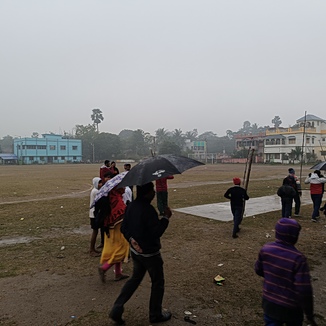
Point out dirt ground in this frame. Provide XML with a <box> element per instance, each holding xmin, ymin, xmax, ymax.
<box><xmin>0</xmin><ymin>164</ymin><xmax>325</xmax><ymax>326</ymax></box>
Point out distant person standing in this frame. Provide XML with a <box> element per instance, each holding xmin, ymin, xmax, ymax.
<box><xmin>224</xmin><ymin>177</ymin><xmax>249</xmax><ymax>238</ymax></box>
<box><xmin>100</xmin><ymin>160</ymin><xmax>110</xmax><ymax>183</ymax></box>
<box><xmin>155</xmin><ymin>176</ymin><xmax>174</xmax><ymax>216</ymax></box>
<box><xmin>109</xmin><ymin>161</ymin><xmax>120</xmax><ymax>175</ymax></box>
<box><xmin>277</xmin><ymin>178</ymin><xmax>296</xmax><ymax>218</ymax></box>
<box><xmin>123</xmin><ymin>163</ymin><xmax>131</xmax><ymax>172</ymax></box>
<box><xmin>305</xmin><ymin>170</ymin><xmax>326</xmax><ymax>222</ymax></box>
<box><xmin>284</xmin><ymin>168</ymin><xmax>302</xmax><ymax>216</ymax></box>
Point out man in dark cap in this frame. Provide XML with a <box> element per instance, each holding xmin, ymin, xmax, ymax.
<box><xmin>109</xmin><ymin>182</ymin><xmax>172</xmax><ymax>325</ymax></box>
<box><xmin>224</xmin><ymin>177</ymin><xmax>249</xmax><ymax>238</ymax></box>
<box><xmin>284</xmin><ymin>168</ymin><xmax>302</xmax><ymax>217</ymax></box>
<box><xmin>255</xmin><ymin>218</ymin><xmax>317</xmax><ymax>326</ymax></box>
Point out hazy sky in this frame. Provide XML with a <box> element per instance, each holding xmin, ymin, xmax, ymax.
<box><xmin>1</xmin><ymin>0</ymin><xmax>326</xmax><ymax>139</ymax></box>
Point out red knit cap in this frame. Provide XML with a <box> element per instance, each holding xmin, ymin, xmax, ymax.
<box><xmin>233</xmin><ymin>177</ymin><xmax>241</xmax><ymax>185</ymax></box>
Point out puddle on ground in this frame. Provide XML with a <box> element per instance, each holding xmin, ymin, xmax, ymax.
<box><xmin>0</xmin><ymin>236</ymin><xmax>37</xmax><ymax>246</ymax></box>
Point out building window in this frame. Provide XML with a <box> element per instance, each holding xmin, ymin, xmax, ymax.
<box><xmin>72</xmin><ymin>146</ymin><xmax>78</xmax><ymax>150</ymax></box>
<box><xmin>312</xmin><ymin>138</ymin><xmax>315</xmax><ymax>144</ymax></box>
<box><xmin>73</xmin><ymin>156</ymin><xmax>77</xmax><ymax>160</ymax></box>
<box><xmin>50</xmin><ymin>145</ymin><xmax>56</xmax><ymax>150</ymax></box>
<box><xmin>40</xmin><ymin>156</ymin><xmax>44</xmax><ymax>160</ymax></box>
<box><xmin>306</xmin><ymin>138</ymin><xmax>310</xmax><ymax>144</ymax></box>
<box><xmin>29</xmin><ymin>156</ymin><xmax>34</xmax><ymax>160</ymax></box>
<box><xmin>27</xmin><ymin>145</ymin><xmax>36</xmax><ymax>149</ymax></box>
<box><xmin>275</xmin><ymin>153</ymin><xmax>280</xmax><ymax>159</ymax></box>
<box><xmin>61</xmin><ymin>156</ymin><xmax>65</xmax><ymax>160</ymax></box>
<box><xmin>323</xmin><ymin>138</ymin><xmax>326</xmax><ymax>142</ymax></box>
<box><xmin>54</xmin><ymin>156</ymin><xmax>57</xmax><ymax>160</ymax></box>
<box><xmin>288</xmin><ymin>138</ymin><xmax>296</xmax><ymax>144</ymax></box>
<box><xmin>60</xmin><ymin>145</ymin><xmax>66</xmax><ymax>150</ymax></box>
<box><xmin>37</xmin><ymin>145</ymin><xmax>46</xmax><ymax>149</ymax></box>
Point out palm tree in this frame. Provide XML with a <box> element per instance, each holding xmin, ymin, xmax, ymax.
<box><xmin>184</xmin><ymin>129</ymin><xmax>198</xmax><ymax>141</ymax></box>
<box><xmin>171</xmin><ymin>128</ymin><xmax>185</xmax><ymax>148</ymax></box>
<box><xmin>91</xmin><ymin>108</ymin><xmax>104</xmax><ymax>133</ymax></box>
<box><xmin>155</xmin><ymin>128</ymin><xmax>170</xmax><ymax>146</ymax></box>
<box><xmin>289</xmin><ymin>146</ymin><xmax>302</xmax><ymax>162</ymax></box>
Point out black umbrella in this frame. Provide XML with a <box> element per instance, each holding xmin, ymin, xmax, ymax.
<box><xmin>118</xmin><ymin>154</ymin><xmax>205</xmax><ymax>187</ymax></box>
<box><xmin>310</xmin><ymin>162</ymin><xmax>326</xmax><ymax>171</ymax></box>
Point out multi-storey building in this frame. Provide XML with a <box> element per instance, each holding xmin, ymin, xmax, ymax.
<box><xmin>13</xmin><ymin>134</ymin><xmax>82</xmax><ymax>164</ymax></box>
<box><xmin>264</xmin><ymin>114</ymin><xmax>326</xmax><ymax>163</ymax></box>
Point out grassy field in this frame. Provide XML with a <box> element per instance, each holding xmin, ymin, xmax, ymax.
<box><xmin>0</xmin><ymin>163</ymin><xmax>325</xmax><ymax>326</ymax></box>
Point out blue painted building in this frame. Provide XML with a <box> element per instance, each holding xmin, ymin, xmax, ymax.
<box><xmin>13</xmin><ymin>134</ymin><xmax>82</xmax><ymax>164</ymax></box>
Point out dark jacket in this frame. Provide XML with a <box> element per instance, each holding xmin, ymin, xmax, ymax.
<box><xmin>224</xmin><ymin>186</ymin><xmax>249</xmax><ymax>207</ymax></box>
<box><xmin>121</xmin><ymin>197</ymin><xmax>169</xmax><ymax>254</ymax></box>
<box><xmin>277</xmin><ymin>185</ymin><xmax>296</xmax><ymax>199</ymax></box>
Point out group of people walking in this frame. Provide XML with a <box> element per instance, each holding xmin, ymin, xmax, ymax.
<box><xmin>277</xmin><ymin>167</ymin><xmax>326</xmax><ymax>222</ymax></box>
<box><xmin>88</xmin><ymin>161</ymin><xmax>320</xmax><ymax>326</ymax></box>
<box><xmin>222</xmin><ymin>169</ymin><xmax>320</xmax><ymax>325</ymax></box>
<box><xmin>88</xmin><ymin>160</ymin><xmax>173</xmax><ymax>325</ymax></box>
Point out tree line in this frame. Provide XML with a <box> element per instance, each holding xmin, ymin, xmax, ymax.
<box><xmin>0</xmin><ymin>109</ymin><xmax>286</xmax><ymax>162</ymax></box>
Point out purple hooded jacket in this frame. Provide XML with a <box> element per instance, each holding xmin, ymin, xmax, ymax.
<box><xmin>255</xmin><ymin>218</ymin><xmax>314</xmax><ymax>321</ymax></box>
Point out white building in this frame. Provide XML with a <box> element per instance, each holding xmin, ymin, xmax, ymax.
<box><xmin>264</xmin><ymin>114</ymin><xmax>326</xmax><ymax>163</ymax></box>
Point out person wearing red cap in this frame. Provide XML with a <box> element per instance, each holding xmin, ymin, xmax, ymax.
<box><xmin>224</xmin><ymin>177</ymin><xmax>249</xmax><ymax>238</ymax></box>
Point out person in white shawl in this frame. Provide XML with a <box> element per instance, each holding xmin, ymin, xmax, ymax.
<box><xmin>89</xmin><ymin>177</ymin><xmax>103</xmax><ymax>256</ymax></box>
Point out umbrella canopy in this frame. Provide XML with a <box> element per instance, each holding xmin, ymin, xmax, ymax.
<box><xmin>90</xmin><ymin>171</ymin><xmax>128</xmax><ymax>208</ymax></box>
<box><xmin>118</xmin><ymin>154</ymin><xmax>204</xmax><ymax>187</ymax></box>
<box><xmin>310</xmin><ymin>162</ymin><xmax>326</xmax><ymax>171</ymax></box>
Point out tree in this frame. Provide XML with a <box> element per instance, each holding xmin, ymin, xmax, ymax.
<box><xmin>272</xmin><ymin>116</ymin><xmax>282</xmax><ymax>128</ymax></box>
<box><xmin>288</xmin><ymin>146</ymin><xmax>302</xmax><ymax>162</ymax></box>
<box><xmin>155</xmin><ymin>128</ymin><xmax>170</xmax><ymax>147</ymax></box>
<box><xmin>306</xmin><ymin>152</ymin><xmax>318</xmax><ymax>163</ymax></box>
<box><xmin>171</xmin><ymin>129</ymin><xmax>185</xmax><ymax>148</ymax></box>
<box><xmin>0</xmin><ymin>135</ymin><xmax>14</xmax><ymax>153</ymax></box>
<box><xmin>184</xmin><ymin>129</ymin><xmax>198</xmax><ymax>141</ymax></box>
<box><xmin>242</xmin><ymin>121</ymin><xmax>251</xmax><ymax>133</ymax></box>
<box><xmin>226</xmin><ymin>130</ymin><xmax>234</xmax><ymax>139</ymax></box>
<box><xmin>31</xmin><ymin>132</ymin><xmax>39</xmax><ymax>138</ymax></box>
<box><xmin>75</xmin><ymin>124</ymin><xmax>97</xmax><ymax>161</ymax></box>
<box><xmin>95</xmin><ymin>132</ymin><xmax>121</xmax><ymax>161</ymax></box>
<box><xmin>159</xmin><ymin>140</ymin><xmax>181</xmax><ymax>155</ymax></box>
<box><xmin>91</xmin><ymin>108</ymin><xmax>104</xmax><ymax>133</ymax></box>
<box><xmin>197</xmin><ymin>131</ymin><xmax>217</xmax><ymax>140</ymax></box>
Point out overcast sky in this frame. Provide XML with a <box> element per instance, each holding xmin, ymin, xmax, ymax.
<box><xmin>1</xmin><ymin>0</ymin><xmax>326</xmax><ymax>139</ymax></box>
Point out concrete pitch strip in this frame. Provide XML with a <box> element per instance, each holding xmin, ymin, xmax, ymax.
<box><xmin>174</xmin><ymin>190</ymin><xmax>313</xmax><ymax>222</ymax></box>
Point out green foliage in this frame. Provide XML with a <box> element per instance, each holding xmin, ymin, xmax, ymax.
<box><xmin>159</xmin><ymin>140</ymin><xmax>181</xmax><ymax>155</ymax></box>
<box><xmin>0</xmin><ymin>135</ymin><xmax>14</xmax><ymax>153</ymax></box>
<box><xmin>94</xmin><ymin>132</ymin><xmax>121</xmax><ymax>161</ymax></box>
<box><xmin>288</xmin><ymin>146</ymin><xmax>302</xmax><ymax>161</ymax></box>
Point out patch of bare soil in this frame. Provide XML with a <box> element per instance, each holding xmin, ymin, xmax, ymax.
<box><xmin>1</xmin><ymin>212</ymin><xmax>325</xmax><ymax>326</ymax></box>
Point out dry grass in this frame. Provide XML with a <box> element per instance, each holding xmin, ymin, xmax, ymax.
<box><xmin>0</xmin><ymin>163</ymin><xmax>325</xmax><ymax>326</ymax></box>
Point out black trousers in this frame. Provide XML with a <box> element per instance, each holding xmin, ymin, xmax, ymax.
<box><xmin>293</xmin><ymin>194</ymin><xmax>301</xmax><ymax>215</ymax></box>
<box><xmin>112</xmin><ymin>251</ymin><xmax>165</xmax><ymax>319</ymax></box>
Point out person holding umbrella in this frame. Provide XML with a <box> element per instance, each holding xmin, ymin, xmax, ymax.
<box><xmin>109</xmin><ymin>182</ymin><xmax>172</xmax><ymax>325</ymax></box>
<box><xmin>95</xmin><ymin>171</ymin><xmax>130</xmax><ymax>283</ymax></box>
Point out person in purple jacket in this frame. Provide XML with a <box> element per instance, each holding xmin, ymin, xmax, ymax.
<box><xmin>255</xmin><ymin>218</ymin><xmax>317</xmax><ymax>326</ymax></box>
